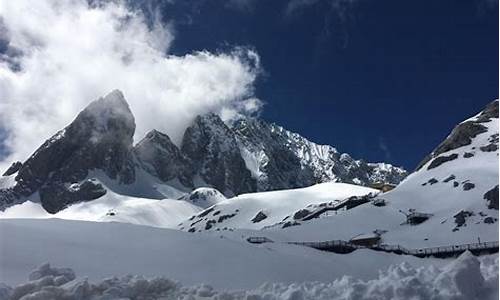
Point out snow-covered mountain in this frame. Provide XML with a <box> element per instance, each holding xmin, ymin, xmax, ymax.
<box><xmin>201</xmin><ymin>99</ymin><xmax>497</xmax><ymax>248</ymax></box>
<box><xmin>233</xmin><ymin>118</ymin><xmax>407</xmax><ymax>190</ymax></box>
<box><xmin>0</xmin><ymin>90</ymin><xmax>406</xmax><ymax>214</ymax></box>
<box><xmin>0</xmin><ymin>95</ymin><xmax>497</xmax><ymax>300</ymax></box>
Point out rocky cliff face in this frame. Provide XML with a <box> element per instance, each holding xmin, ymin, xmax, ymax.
<box><xmin>232</xmin><ymin>118</ymin><xmax>408</xmax><ymax>191</ymax></box>
<box><xmin>416</xmin><ymin>100</ymin><xmax>499</xmax><ymax>171</ymax></box>
<box><xmin>134</xmin><ymin>129</ymin><xmax>193</xmax><ymax>188</ymax></box>
<box><xmin>181</xmin><ymin>114</ymin><xmax>257</xmax><ymax>196</ymax></box>
<box><xmin>1</xmin><ymin>90</ymin><xmax>136</xmax><ymax>212</ymax></box>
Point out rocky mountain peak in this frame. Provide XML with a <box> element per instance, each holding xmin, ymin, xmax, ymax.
<box><xmin>2</xmin><ymin>90</ymin><xmax>136</xmax><ymax>213</ymax></box>
<box><xmin>72</xmin><ymin>89</ymin><xmax>135</xmax><ymax>145</ymax></box>
<box><xmin>181</xmin><ymin>113</ymin><xmax>256</xmax><ymax>196</ymax></box>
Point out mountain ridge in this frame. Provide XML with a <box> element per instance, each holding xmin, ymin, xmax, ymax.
<box><xmin>0</xmin><ymin>90</ymin><xmax>407</xmax><ymax>213</ymax></box>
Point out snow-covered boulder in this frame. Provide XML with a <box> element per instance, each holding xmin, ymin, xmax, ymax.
<box><xmin>180</xmin><ymin>187</ymin><xmax>226</xmax><ymax>209</ymax></box>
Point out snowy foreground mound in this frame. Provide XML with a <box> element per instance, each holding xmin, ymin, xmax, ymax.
<box><xmin>1</xmin><ymin>252</ymin><xmax>497</xmax><ymax>300</ymax></box>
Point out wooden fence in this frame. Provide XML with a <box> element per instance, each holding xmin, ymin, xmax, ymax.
<box><xmin>247</xmin><ymin>236</ymin><xmax>499</xmax><ymax>258</ymax></box>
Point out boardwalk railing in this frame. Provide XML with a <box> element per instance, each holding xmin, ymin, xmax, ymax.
<box><xmin>247</xmin><ymin>236</ymin><xmax>499</xmax><ymax>258</ymax></box>
<box><xmin>301</xmin><ymin>196</ymin><xmax>371</xmax><ymax>221</ymax></box>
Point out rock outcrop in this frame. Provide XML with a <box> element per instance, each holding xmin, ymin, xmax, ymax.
<box><xmin>1</xmin><ymin>90</ymin><xmax>136</xmax><ymax>212</ymax></box>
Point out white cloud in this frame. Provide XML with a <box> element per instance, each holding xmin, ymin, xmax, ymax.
<box><xmin>0</xmin><ymin>0</ymin><xmax>262</xmax><ymax>168</ymax></box>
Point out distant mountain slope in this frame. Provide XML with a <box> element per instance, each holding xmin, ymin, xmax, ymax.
<box><xmin>232</xmin><ymin>118</ymin><xmax>407</xmax><ymax>190</ymax></box>
<box><xmin>178</xmin><ymin>182</ymin><xmax>377</xmax><ymax>232</ymax></box>
<box><xmin>0</xmin><ymin>90</ymin><xmax>406</xmax><ymax>214</ymax></box>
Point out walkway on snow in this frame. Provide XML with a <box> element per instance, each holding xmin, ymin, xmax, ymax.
<box><xmin>247</xmin><ymin>237</ymin><xmax>499</xmax><ymax>258</ymax></box>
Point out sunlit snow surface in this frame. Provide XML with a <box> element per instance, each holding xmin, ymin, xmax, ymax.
<box><xmin>259</xmin><ymin>113</ymin><xmax>499</xmax><ymax>248</ymax></box>
<box><xmin>0</xmin><ymin>219</ymin><xmax>497</xmax><ymax>299</ymax></box>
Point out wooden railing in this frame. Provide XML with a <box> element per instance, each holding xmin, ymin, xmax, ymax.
<box><xmin>301</xmin><ymin>196</ymin><xmax>371</xmax><ymax>221</ymax></box>
<box><xmin>247</xmin><ymin>236</ymin><xmax>499</xmax><ymax>258</ymax></box>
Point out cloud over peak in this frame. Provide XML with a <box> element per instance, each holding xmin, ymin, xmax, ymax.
<box><xmin>0</xmin><ymin>0</ymin><xmax>262</xmax><ymax>168</ymax></box>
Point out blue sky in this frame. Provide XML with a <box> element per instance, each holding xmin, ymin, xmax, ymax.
<box><xmin>0</xmin><ymin>0</ymin><xmax>497</xmax><ymax>171</ymax></box>
<box><xmin>155</xmin><ymin>0</ymin><xmax>498</xmax><ymax>169</ymax></box>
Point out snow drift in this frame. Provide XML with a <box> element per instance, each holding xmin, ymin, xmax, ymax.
<box><xmin>0</xmin><ymin>251</ymin><xmax>497</xmax><ymax>300</ymax></box>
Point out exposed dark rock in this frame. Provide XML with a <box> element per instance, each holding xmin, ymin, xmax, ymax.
<box><xmin>134</xmin><ymin>130</ymin><xmax>193</xmax><ymax>187</ymax></box>
<box><xmin>372</xmin><ymin>198</ymin><xmax>386</xmax><ymax>207</ymax></box>
<box><xmin>40</xmin><ymin>179</ymin><xmax>107</xmax><ymax>213</ymax></box>
<box><xmin>251</xmin><ymin>211</ymin><xmax>268</xmax><ymax>223</ymax></box>
<box><xmin>232</xmin><ymin>118</ymin><xmax>407</xmax><ymax>191</ymax></box>
<box><xmin>427</xmin><ymin>154</ymin><xmax>459</xmax><ymax>170</ymax></box>
<box><xmin>181</xmin><ymin>114</ymin><xmax>256</xmax><ymax>197</ymax></box>
<box><xmin>453</xmin><ymin>181</ymin><xmax>459</xmax><ymax>188</ymax></box>
<box><xmin>415</xmin><ymin>101</ymin><xmax>494</xmax><ymax>171</ymax></box>
<box><xmin>190</xmin><ymin>219</ymin><xmax>203</xmax><ymax>227</ymax></box>
<box><xmin>0</xmin><ymin>188</ymin><xmax>20</xmax><ymax>209</ymax></box>
<box><xmin>2</xmin><ymin>161</ymin><xmax>22</xmax><ymax>176</ymax></box>
<box><xmin>8</xmin><ymin>90</ymin><xmax>135</xmax><ymax>213</ymax></box>
<box><xmin>218</xmin><ymin>213</ymin><xmax>237</xmax><ymax>223</ymax></box>
<box><xmin>293</xmin><ymin>209</ymin><xmax>311</xmax><ymax>220</ymax></box>
<box><xmin>476</xmin><ymin>100</ymin><xmax>499</xmax><ymax>122</ymax></box>
<box><xmin>480</xmin><ymin>143</ymin><xmax>498</xmax><ymax>152</ymax></box>
<box><xmin>443</xmin><ymin>175</ymin><xmax>456</xmax><ymax>183</ymax></box>
<box><xmin>463</xmin><ymin>152</ymin><xmax>474</xmax><ymax>158</ymax></box>
<box><xmin>188</xmin><ymin>228</ymin><xmax>196</xmax><ymax>233</ymax></box>
<box><xmin>213</xmin><ymin>210</ymin><xmax>221</xmax><ymax>216</ymax></box>
<box><xmin>282</xmin><ymin>221</ymin><xmax>301</xmax><ymax>228</ymax></box>
<box><xmin>205</xmin><ymin>220</ymin><xmax>216</xmax><ymax>230</ymax></box>
<box><xmin>484</xmin><ymin>217</ymin><xmax>495</xmax><ymax>224</ymax></box>
<box><xmin>484</xmin><ymin>185</ymin><xmax>499</xmax><ymax>210</ymax></box>
<box><xmin>197</xmin><ymin>207</ymin><xmax>214</xmax><ymax>218</ymax></box>
<box><xmin>453</xmin><ymin>210</ymin><xmax>473</xmax><ymax>227</ymax></box>
<box><xmin>180</xmin><ymin>188</ymin><xmax>226</xmax><ymax>209</ymax></box>
<box><xmin>462</xmin><ymin>182</ymin><xmax>475</xmax><ymax>191</ymax></box>
<box><xmin>428</xmin><ymin>178</ymin><xmax>438</xmax><ymax>185</ymax></box>
<box><xmin>488</xmin><ymin>133</ymin><xmax>499</xmax><ymax>144</ymax></box>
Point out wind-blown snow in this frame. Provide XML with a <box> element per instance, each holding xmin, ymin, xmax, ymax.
<box><xmin>1</xmin><ymin>251</ymin><xmax>497</xmax><ymax>300</ymax></box>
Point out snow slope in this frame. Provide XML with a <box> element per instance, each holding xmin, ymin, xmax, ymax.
<box><xmin>0</xmin><ymin>193</ymin><xmax>201</xmax><ymax>229</ymax></box>
<box><xmin>258</xmin><ymin>102</ymin><xmax>499</xmax><ymax>248</ymax></box>
<box><xmin>0</xmin><ymin>218</ymin><xmax>453</xmax><ymax>290</ymax></box>
<box><xmin>179</xmin><ymin>182</ymin><xmax>377</xmax><ymax>232</ymax></box>
<box><xmin>2</xmin><ymin>251</ymin><xmax>498</xmax><ymax>300</ymax></box>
